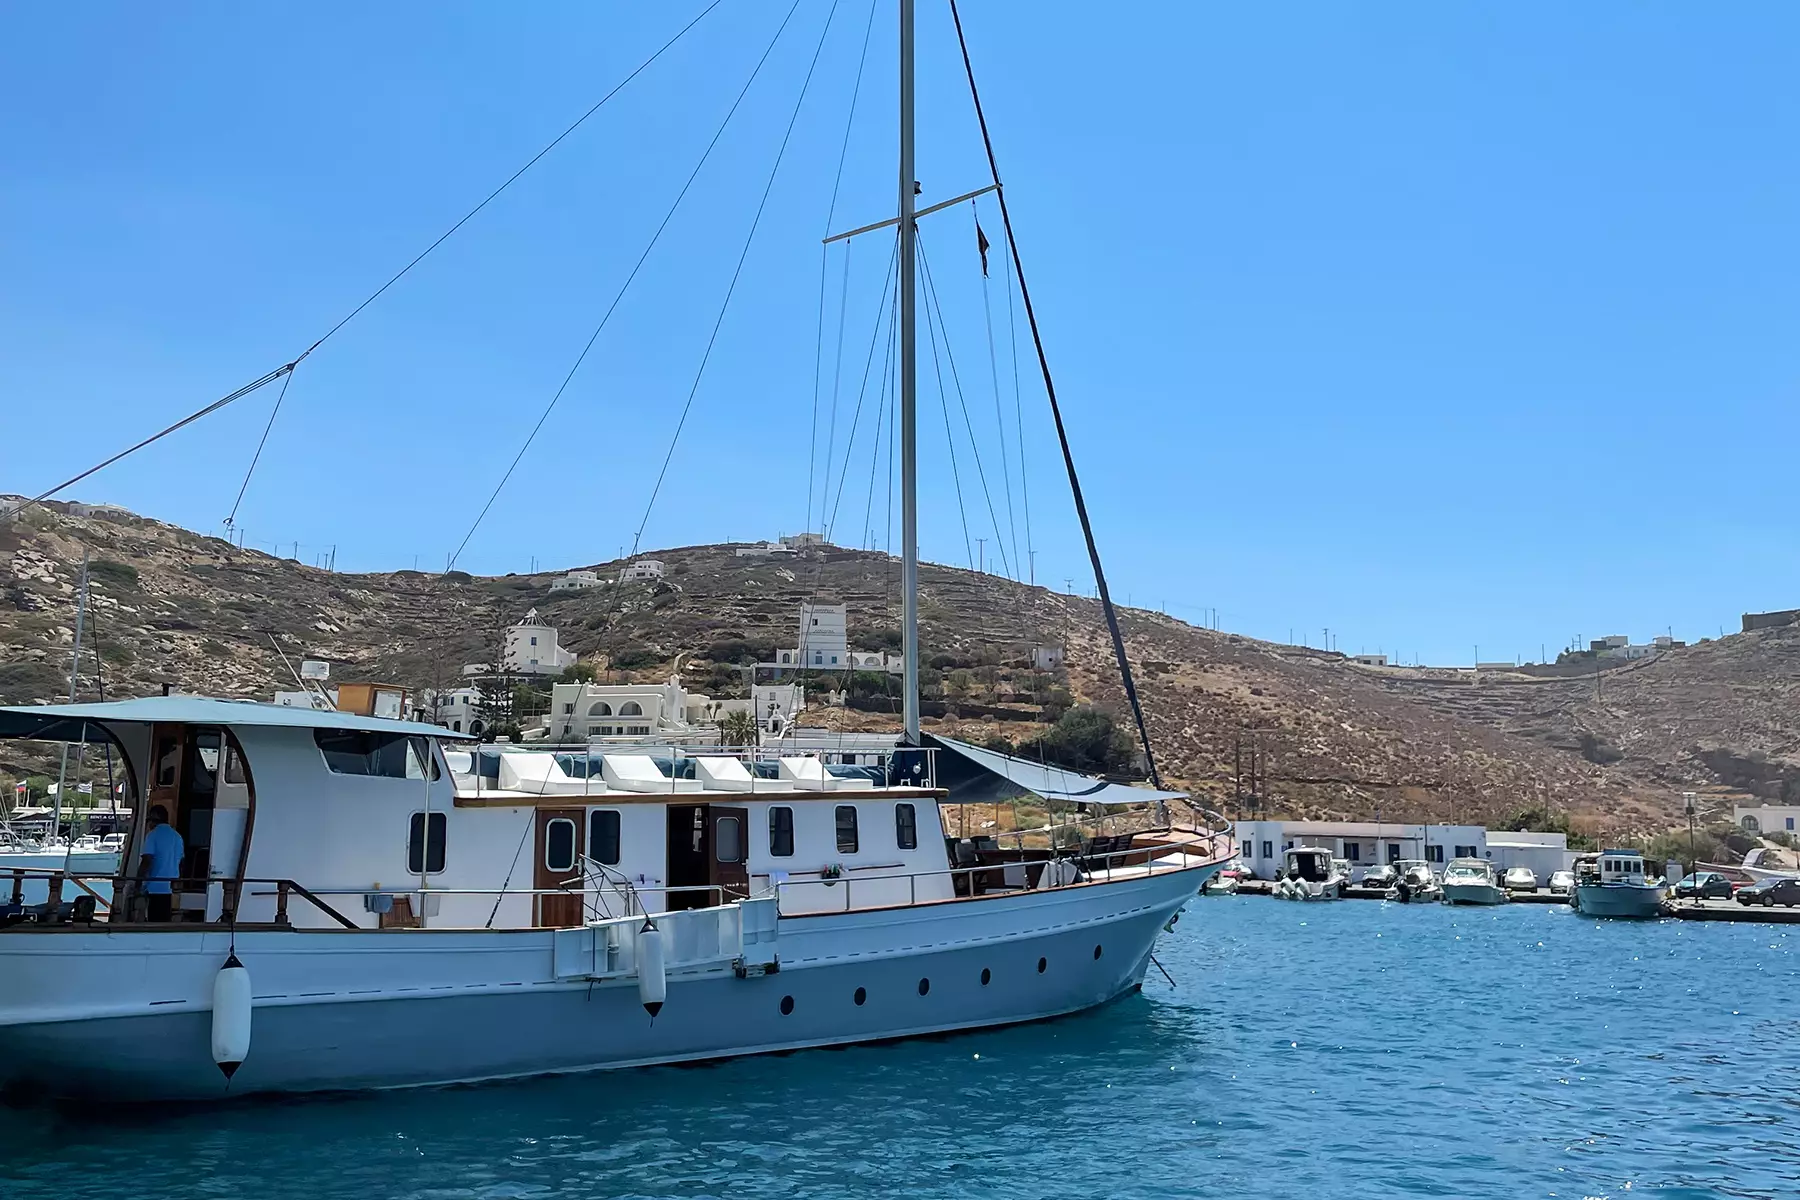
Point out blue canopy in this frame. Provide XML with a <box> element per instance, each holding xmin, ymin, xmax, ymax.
<box><xmin>0</xmin><ymin>696</ymin><xmax>473</xmax><ymax>743</ymax></box>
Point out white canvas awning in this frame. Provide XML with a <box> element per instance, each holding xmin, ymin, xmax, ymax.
<box><xmin>925</xmin><ymin>734</ymin><xmax>1186</xmax><ymax>807</ymax></box>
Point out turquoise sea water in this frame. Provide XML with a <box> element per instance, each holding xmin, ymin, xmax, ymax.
<box><xmin>4</xmin><ymin>898</ymin><xmax>1798</xmax><ymax>1199</ymax></box>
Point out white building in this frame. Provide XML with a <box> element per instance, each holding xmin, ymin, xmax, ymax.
<box><xmin>773</xmin><ymin>602</ymin><xmax>850</xmax><ymax>670</ymax></box>
<box><xmin>1031</xmin><ymin>645</ymin><xmax>1066</xmax><ymax>671</ymax></box>
<box><xmin>67</xmin><ymin>501</ymin><xmax>132</xmax><ymax>520</ymax></box>
<box><xmin>780</xmin><ymin>533</ymin><xmax>829</xmax><ymax>550</ymax></box>
<box><xmin>1233</xmin><ymin>819</ymin><xmax>1490</xmax><ymax>881</ymax></box>
<box><xmin>1485</xmin><ymin>830</ymin><xmax>1575</xmax><ymax>878</ymax></box>
<box><xmin>427</xmin><ymin>687</ymin><xmax>484</xmax><ymax>734</ymax></box>
<box><xmin>1350</xmin><ymin>653</ymin><xmax>1389</xmax><ymax>667</ymax></box>
<box><xmin>274</xmin><ymin>688</ymin><xmax>338</xmax><ymax>710</ymax></box>
<box><xmin>618</xmin><ymin>560</ymin><xmax>666</xmax><ymax>583</ymax></box>
<box><xmin>1735</xmin><ymin>804</ymin><xmax>1800</xmax><ymax>837</ymax></box>
<box><xmin>546</xmin><ymin>676</ymin><xmax>749</xmax><ymax>742</ymax></box>
<box><xmin>505</xmin><ymin>609</ymin><xmax>577</xmax><ymax>676</ymax></box>
<box><xmin>549</xmin><ymin>570</ymin><xmax>602</xmax><ymax>591</ymax></box>
<box><xmin>734</xmin><ymin>542</ymin><xmax>798</xmax><ymax>559</ymax></box>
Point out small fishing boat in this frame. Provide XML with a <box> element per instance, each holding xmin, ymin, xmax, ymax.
<box><xmin>1440</xmin><ymin>858</ymin><xmax>1507</xmax><ymax>906</ymax></box>
<box><xmin>1569</xmin><ymin>850</ymin><xmax>1667</xmax><ymax>919</ymax></box>
<box><xmin>1271</xmin><ymin>847</ymin><xmax>1346</xmax><ymax>900</ymax></box>
<box><xmin>1201</xmin><ymin>863</ymin><xmax>1246</xmax><ymax>895</ymax></box>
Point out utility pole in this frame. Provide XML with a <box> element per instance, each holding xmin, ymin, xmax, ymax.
<box><xmin>975</xmin><ymin>538</ymin><xmax>985</xmax><ymax>575</ymax></box>
<box><xmin>1683</xmin><ymin>792</ymin><xmax>1697</xmax><ymax>876</ymax></box>
<box><xmin>1028</xmin><ymin>549</ymin><xmax>1036</xmax><ymax>586</ymax></box>
<box><xmin>1064</xmin><ymin>577</ymin><xmax>1074</xmax><ymax>595</ymax></box>
<box><xmin>1323</xmin><ymin>628</ymin><xmax>1330</xmax><ymax>653</ymax></box>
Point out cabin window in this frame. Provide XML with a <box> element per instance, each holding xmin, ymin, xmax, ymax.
<box><xmin>407</xmin><ymin>812</ymin><xmax>446</xmax><ymax>874</ymax></box>
<box><xmin>895</xmin><ymin>803</ymin><xmax>918</xmax><ymax>850</ymax></box>
<box><xmin>315</xmin><ymin>730</ymin><xmax>438</xmax><ymax>780</ymax></box>
<box><xmin>769</xmin><ymin>806</ymin><xmax>795</xmax><ymax>856</ymax></box>
<box><xmin>223</xmin><ymin>745</ymin><xmax>247</xmax><ymax>785</ymax></box>
<box><xmin>590</xmin><ymin>810</ymin><xmax>621</xmax><ymax>865</ymax></box>
<box><xmin>716</xmin><ymin>816</ymin><xmax>743</xmax><ymax>864</ymax></box>
<box><xmin>544</xmin><ymin>818</ymin><xmax>577</xmax><ymax>873</ymax></box>
<box><xmin>835</xmin><ymin>805</ymin><xmax>860</xmax><ymax>854</ymax></box>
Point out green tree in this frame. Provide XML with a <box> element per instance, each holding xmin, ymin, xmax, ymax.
<box><xmin>719</xmin><ymin>710</ymin><xmax>759</xmax><ymax>747</ymax></box>
<box><xmin>1016</xmin><ymin>706</ymin><xmax>1137</xmax><ymax>776</ymax></box>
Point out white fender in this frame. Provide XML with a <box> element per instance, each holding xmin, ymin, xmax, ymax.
<box><xmin>636</xmin><ymin>923</ymin><xmax>666</xmax><ymax>1018</ymax></box>
<box><xmin>211</xmin><ymin>953</ymin><xmax>252</xmax><ymax>1080</ymax></box>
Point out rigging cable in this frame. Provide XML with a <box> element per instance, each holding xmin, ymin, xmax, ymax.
<box><xmin>2</xmin><ymin>1</ymin><xmax>724</xmax><ymax>529</ymax></box>
<box><xmin>805</xmin><ymin>0</ymin><xmax>880</xmax><ymax>544</ymax></box>
<box><xmin>947</xmin><ymin>0</ymin><xmax>1163</xmax><ymax>789</ymax></box>
<box><xmin>916</xmin><ymin>229</ymin><xmax>1013</xmax><ymax>579</ymax></box>
<box><xmin>450</xmin><ymin>0</ymin><xmax>809</xmax><ymax>570</ymax></box>
<box><xmin>632</xmin><ymin>0</ymin><xmax>846</xmax><ymax>557</ymax></box>
<box><xmin>975</xmin><ymin>196</ymin><xmax>1021</xmax><ymax>580</ymax></box>
<box><xmin>822</xmin><ymin>237</ymin><xmax>900</xmax><ymax>540</ymax></box>
<box><xmin>223</xmin><ymin>365</ymin><xmax>296</xmax><ymax>532</ymax></box>
<box><xmin>917</xmin><ymin>241</ymin><xmax>975</xmax><ymax>571</ymax></box>
<box><xmin>1003</xmin><ymin>187</ymin><xmax>1033</xmax><ymax>581</ymax></box>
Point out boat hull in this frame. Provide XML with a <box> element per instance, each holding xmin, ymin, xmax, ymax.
<box><xmin>0</xmin><ymin>866</ymin><xmax>1207</xmax><ymax>1101</ymax></box>
<box><xmin>1442</xmin><ymin>882</ymin><xmax>1507</xmax><ymax>906</ymax></box>
<box><xmin>1571</xmin><ymin>882</ymin><xmax>1665</xmax><ymax>919</ymax></box>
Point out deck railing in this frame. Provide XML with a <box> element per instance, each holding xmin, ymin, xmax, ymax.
<box><xmin>0</xmin><ymin>830</ymin><xmax>1230</xmax><ymax>931</ymax></box>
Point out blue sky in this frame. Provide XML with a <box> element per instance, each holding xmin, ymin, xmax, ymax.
<box><xmin>3</xmin><ymin>2</ymin><xmax>1796</xmax><ymax>666</ymax></box>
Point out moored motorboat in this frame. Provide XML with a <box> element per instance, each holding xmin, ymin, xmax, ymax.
<box><xmin>1569</xmin><ymin>850</ymin><xmax>1667</xmax><ymax>919</ymax></box>
<box><xmin>1392</xmin><ymin>859</ymin><xmax>1441</xmax><ymax>902</ymax></box>
<box><xmin>1271</xmin><ymin>847</ymin><xmax>1346</xmax><ymax>900</ymax></box>
<box><xmin>1440</xmin><ymin>858</ymin><xmax>1507</xmax><ymax>906</ymax></box>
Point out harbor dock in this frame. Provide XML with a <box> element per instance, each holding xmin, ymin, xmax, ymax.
<box><xmin>1226</xmin><ymin>883</ymin><xmax>1800</xmax><ymax>924</ymax></box>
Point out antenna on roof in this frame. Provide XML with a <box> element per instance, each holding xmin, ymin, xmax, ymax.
<box><xmin>266</xmin><ymin>633</ymin><xmax>333</xmax><ymax>711</ymax></box>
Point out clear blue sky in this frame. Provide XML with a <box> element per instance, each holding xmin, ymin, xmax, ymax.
<box><xmin>4</xmin><ymin>2</ymin><xmax>1796</xmax><ymax>666</ymax></box>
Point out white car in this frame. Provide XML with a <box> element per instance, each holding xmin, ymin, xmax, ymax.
<box><xmin>1547</xmin><ymin>869</ymin><xmax>1575</xmax><ymax>896</ymax></box>
<box><xmin>1502</xmin><ymin>866</ymin><xmax>1538</xmax><ymax>892</ymax></box>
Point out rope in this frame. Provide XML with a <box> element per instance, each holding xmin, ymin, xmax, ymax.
<box><xmin>2</xmin><ymin>363</ymin><xmax>294</xmax><ymax>526</ymax></box>
<box><xmin>449</xmin><ymin>0</ymin><xmax>808</xmax><ymax>571</ymax></box>
<box><xmin>223</xmin><ymin>364</ymin><xmax>296</xmax><ymax>532</ymax></box>
<box><xmin>919</xmin><ymin>241</ymin><xmax>975</xmax><ymax>571</ymax></box>
<box><xmin>822</xmin><ymin>237</ymin><xmax>900</xmax><ymax>540</ymax></box>
<box><xmin>916</xmin><ymin>230</ymin><xmax>1012</xmax><ymax>579</ymax></box>
<box><xmin>975</xmin><ymin>196</ymin><xmax>1021</xmax><ymax>580</ymax></box>
<box><xmin>1004</xmin><ymin>197</ymin><xmax>1032</xmax><ymax>580</ymax></box>
<box><xmin>947</xmin><ymin>0</ymin><xmax>1163</xmax><ymax>789</ymax></box>
<box><xmin>6</xmin><ymin>3</ymin><xmax>722</xmax><ymax>527</ymax></box>
<box><xmin>805</xmin><ymin>0</ymin><xmax>879</xmax><ymax>539</ymax></box>
<box><xmin>633</xmin><ymin>0</ymin><xmax>845</xmax><ymax>557</ymax></box>
<box><xmin>818</xmin><ymin>241</ymin><xmax>854</xmax><ymax>527</ymax></box>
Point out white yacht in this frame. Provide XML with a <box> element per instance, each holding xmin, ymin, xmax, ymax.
<box><xmin>1440</xmin><ymin>858</ymin><xmax>1508</xmax><ymax>906</ymax></box>
<box><xmin>0</xmin><ymin>698</ymin><xmax>1225</xmax><ymax>1100</ymax></box>
<box><xmin>1271</xmin><ymin>847</ymin><xmax>1347</xmax><ymax>900</ymax></box>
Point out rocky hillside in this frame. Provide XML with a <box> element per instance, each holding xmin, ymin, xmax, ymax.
<box><xmin>3</xmin><ymin>501</ymin><xmax>1794</xmax><ymax>837</ymax></box>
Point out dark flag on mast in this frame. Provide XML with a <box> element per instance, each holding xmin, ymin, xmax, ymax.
<box><xmin>976</xmin><ymin>220</ymin><xmax>991</xmax><ymax>277</ymax></box>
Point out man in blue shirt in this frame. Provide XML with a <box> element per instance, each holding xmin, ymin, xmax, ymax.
<box><xmin>137</xmin><ymin>805</ymin><xmax>184</xmax><ymax>922</ymax></box>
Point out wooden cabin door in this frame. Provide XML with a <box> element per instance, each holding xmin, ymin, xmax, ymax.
<box><xmin>533</xmin><ymin>808</ymin><xmax>585</xmax><ymax>928</ymax></box>
<box><xmin>707</xmin><ymin>805</ymin><xmax>750</xmax><ymax>901</ymax></box>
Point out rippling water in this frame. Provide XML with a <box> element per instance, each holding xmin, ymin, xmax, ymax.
<box><xmin>4</xmin><ymin>899</ymin><xmax>1798</xmax><ymax>1199</ymax></box>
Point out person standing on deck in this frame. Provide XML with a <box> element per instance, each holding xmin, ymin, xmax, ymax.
<box><xmin>136</xmin><ymin>804</ymin><xmax>183</xmax><ymax>922</ymax></box>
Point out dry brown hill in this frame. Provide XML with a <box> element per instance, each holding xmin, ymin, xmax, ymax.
<box><xmin>3</xmin><ymin>501</ymin><xmax>1793</xmax><ymax>838</ymax></box>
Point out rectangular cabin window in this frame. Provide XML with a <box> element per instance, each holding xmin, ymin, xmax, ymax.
<box><xmin>590</xmin><ymin>810</ymin><xmax>621</xmax><ymax>865</ymax></box>
<box><xmin>895</xmin><ymin>802</ymin><xmax>918</xmax><ymax>850</ymax></box>
<box><xmin>407</xmin><ymin>812</ymin><xmax>446</xmax><ymax>874</ymax></box>
<box><xmin>835</xmin><ymin>805</ymin><xmax>859</xmax><ymax>854</ymax></box>
<box><xmin>315</xmin><ymin>730</ymin><xmax>438</xmax><ymax>780</ymax></box>
<box><xmin>223</xmin><ymin>745</ymin><xmax>247</xmax><ymax>785</ymax></box>
<box><xmin>544</xmin><ymin>818</ymin><xmax>577</xmax><ymax>873</ymax></box>
<box><xmin>716</xmin><ymin>816</ymin><xmax>743</xmax><ymax>864</ymax></box>
<box><xmin>769</xmin><ymin>806</ymin><xmax>795</xmax><ymax>857</ymax></box>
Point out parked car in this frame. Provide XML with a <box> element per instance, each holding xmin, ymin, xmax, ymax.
<box><xmin>1359</xmin><ymin>864</ymin><xmax>1398</xmax><ymax>889</ymax></box>
<box><xmin>1674</xmin><ymin>871</ymin><xmax>1734</xmax><ymax>901</ymax></box>
<box><xmin>1547</xmin><ymin>870</ymin><xmax>1576</xmax><ymax>897</ymax></box>
<box><xmin>1736</xmin><ymin>877</ymin><xmax>1800</xmax><ymax>907</ymax></box>
<box><xmin>1502</xmin><ymin>866</ymin><xmax>1538</xmax><ymax>893</ymax></box>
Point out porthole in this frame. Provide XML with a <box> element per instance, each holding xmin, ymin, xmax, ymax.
<box><xmin>979</xmin><ymin>967</ymin><xmax>991</xmax><ymax>986</ymax></box>
<box><xmin>854</xmin><ymin>986</ymin><xmax>867</xmax><ymax>1006</ymax></box>
<box><xmin>1037</xmin><ymin>956</ymin><xmax>1047</xmax><ymax>974</ymax></box>
<box><xmin>1093</xmin><ymin>944</ymin><xmax>1103</xmax><ymax>960</ymax></box>
<box><xmin>918</xmin><ymin>977</ymin><xmax>930</xmax><ymax>996</ymax></box>
<box><xmin>779</xmin><ymin>995</ymin><xmax>794</xmax><ymax>1016</ymax></box>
